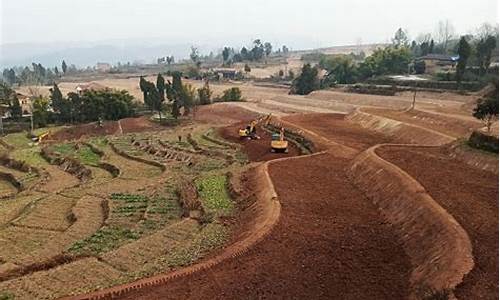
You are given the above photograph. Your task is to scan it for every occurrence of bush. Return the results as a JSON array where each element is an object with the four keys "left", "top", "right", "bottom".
[
  {"left": 468, "top": 130, "right": 499, "bottom": 153},
  {"left": 289, "top": 63, "right": 320, "bottom": 95},
  {"left": 217, "top": 87, "right": 243, "bottom": 102}
]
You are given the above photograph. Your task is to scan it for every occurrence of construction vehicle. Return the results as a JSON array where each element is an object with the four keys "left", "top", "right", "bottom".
[
  {"left": 239, "top": 113, "right": 272, "bottom": 140},
  {"left": 270, "top": 127, "right": 288, "bottom": 153},
  {"left": 30, "top": 131, "right": 50, "bottom": 145}
]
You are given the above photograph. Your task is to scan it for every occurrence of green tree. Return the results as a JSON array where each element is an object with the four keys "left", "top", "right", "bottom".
[
  {"left": 10, "top": 94, "right": 22, "bottom": 119},
  {"left": 264, "top": 42, "right": 273, "bottom": 57},
  {"left": 319, "top": 55, "right": 357, "bottom": 84},
  {"left": 50, "top": 83, "right": 71, "bottom": 122},
  {"left": 32, "top": 97, "right": 50, "bottom": 128},
  {"left": 392, "top": 28, "right": 409, "bottom": 48},
  {"left": 473, "top": 80, "right": 499, "bottom": 132},
  {"left": 147, "top": 82, "right": 163, "bottom": 122},
  {"left": 476, "top": 35, "right": 497, "bottom": 75},
  {"left": 219, "top": 87, "right": 243, "bottom": 101},
  {"left": 156, "top": 73, "right": 166, "bottom": 101},
  {"left": 62, "top": 60, "right": 68, "bottom": 74},
  {"left": 190, "top": 46, "right": 201, "bottom": 68},
  {"left": 290, "top": 63, "right": 319, "bottom": 95},
  {"left": 358, "top": 47, "right": 411, "bottom": 79},
  {"left": 244, "top": 64, "right": 251, "bottom": 73},
  {"left": 139, "top": 76, "right": 152, "bottom": 110},
  {"left": 79, "top": 90, "right": 135, "bottom": 122},
  {"left": 222, "top": 47, "right": 231, "bottom": 65},
  {"left": 197, "top": 81, "right": 212, "bottom": 105},
  {"left": 456, "top": 36, "right": 472, "bottom": 84},
  {"left": 2, "top": 69, "right": 16, "bottom": 86},
  {"left": 171, "top": 100, "right": 180, "bottom": 119}
]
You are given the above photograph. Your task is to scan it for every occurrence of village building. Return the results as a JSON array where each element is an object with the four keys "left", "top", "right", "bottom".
[
  {"left": 96, "top": 62, "right": 112, "bottom": 73},
  {"left": 212, "top": 68, "right": 237, "bottom": 80},
  {"left": 416, "top": 54, "right": 459, "bottom": 74},
  {"left": 75, "top": 82, "right": 108, "bottom": 95}
]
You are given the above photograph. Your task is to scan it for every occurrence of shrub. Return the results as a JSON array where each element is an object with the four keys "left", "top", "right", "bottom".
[
  {"left": 468, "top": 130, "right": 499, "bottom": 153},
  {"left": 217, "top": 87, "right": 243, "bottom": 102}
]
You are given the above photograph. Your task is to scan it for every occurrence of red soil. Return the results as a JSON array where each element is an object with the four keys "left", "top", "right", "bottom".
[
  {"left": 195, "top": 103, "right": 260, "bottom": 125},
  {"left": 218, "top": 122, "right": 301, "bottom": 161},
  {"left": 119, "top": 116, "right": 161, "bottom": 133},
  {"left": 121, "top": 153, "right": 411, "bottom": 300},
  {"left": 283, "top": 113, "right": 390, "bottom": 151},
  {"left": 48, "top": 121, "right": 119, "bottom": 141},
  {"left": 364, "top": 108, "right": 481, "bottom": 138},
  {"left": 47, "top": 116, "right": 160, "bottom": 142},
  {"left": 377, "top": 146, "right": 498, "bottom": 299}
]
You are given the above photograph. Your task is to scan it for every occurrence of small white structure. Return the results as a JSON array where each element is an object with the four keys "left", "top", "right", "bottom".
[{"left": 96, "top": 62, "right": 112, "bottom": 73}]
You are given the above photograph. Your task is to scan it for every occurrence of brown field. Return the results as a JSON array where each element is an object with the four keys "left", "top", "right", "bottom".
[{"left": 4, "top": 77, "right": 498, "bottom": 300}]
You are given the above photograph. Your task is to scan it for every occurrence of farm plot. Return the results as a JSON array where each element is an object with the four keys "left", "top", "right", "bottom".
[{"left": 12, "top": 194, "right": 76, "bottom": 231}]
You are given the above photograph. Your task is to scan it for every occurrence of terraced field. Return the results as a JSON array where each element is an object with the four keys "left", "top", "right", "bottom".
[{"left": 0, "top": 117, "right": 251, "bottom": 299}]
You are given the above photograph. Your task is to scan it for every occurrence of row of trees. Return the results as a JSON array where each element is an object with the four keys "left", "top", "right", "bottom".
[
  {"left": 2, "top": 60, "right": 73, "bottom": 87},
  {"left": 140, "top": 73, "right": 195, "bottom": 120},
  {"left": 221, "top": 40, "right": 289, "bottom": 66},
  {"left": 49, "top": 84, "right": 136, "bottom": 125}
]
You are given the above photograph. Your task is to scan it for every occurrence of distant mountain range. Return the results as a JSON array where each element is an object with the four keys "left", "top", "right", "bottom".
[{"left": 0, "top": 36, "right": 382, "bottom": 69}]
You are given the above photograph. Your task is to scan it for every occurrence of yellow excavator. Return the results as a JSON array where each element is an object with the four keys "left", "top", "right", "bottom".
[
  {"left": 239, "top": 113, "right": 272, "bottom": 140},
  {"left": 270, "top": 127, "right": 288, "bottom": 153}
]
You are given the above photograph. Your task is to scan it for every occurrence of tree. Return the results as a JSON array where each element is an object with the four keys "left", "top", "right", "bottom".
[
  {"left": 241, "top": 47, "right": 249, "bottom": 60},
  {"left": 9, "top": 94, "right": 22, "bottom": 119},
  {"left": 171, "top": 100, "right": 180, "bottom": 119},
  {"left": 219, "top": 87, "right": 243, "bottom": 102},
  {"left": 190, "top": 46, "right": 201, "bottom": 68},
  {"left": 436, "top": 20, "right": 455, "bottom": 53},
  {"left": 392, "top": 28, "right": 409, "bottom": 48},
  {"left": 180, "top": 84, "right": 196, "bottom": 115},
  {"left": 156, "top": 73, "right": 166, "bottom": 101},
  {"left": 358, "top": 46, "right": 412, "bottom": 79},
  {"left": 264, "top": 42, "right": 273, "bottom": 57},
  {"left": 166, "top": 56, "right": 174, "bottom": 65},
  {"left": 456, "top": 36, "right": 471, "bottom": 84},
  {"left": 282, "top": 45, "right": 289, "bottom": 54},
  {"left": 244, "top": 64, "right": 251, "bottom": 73},
  {"left": 79, "top": 90, "right": 135, "bottom": 122},
  {"left": 197, "top": 80, "right": 212, "bottom": 105},
  {"left": 146, "top": 82, "right": 163, "bottom": 122},
  {"left": 319, "top": 55, "right": 358, "bottom": 84},
  {"left": 54, "top": 66, "right": 60, "bottom": 77},
  {"left": 473, "top": 80, "right": 498, "bottom": 132},
  {"left": 32, "top": 96, "right": 50, "bottom": 128},
  {"left": 290, "top": 63, "right": 319, "bottom": 95},
  {"left": 139, "top": 76, "right": 150, "bottom": 108},
  {"left": 222, "top": 47, "right": 231, "bottom": 65},
  {"left": 476, "top": 35, "right": 497, "bottom": 75},
  {"left": 49, "top": 83, "right": 71, "bottom": 122},
  {"left": 62, "top": 60, "right": 68, "bottom": 74},
  {"left": 2, "top": 69, "right": 16, "bottom": 86}
]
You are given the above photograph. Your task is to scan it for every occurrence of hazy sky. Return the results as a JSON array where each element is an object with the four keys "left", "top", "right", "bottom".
[{"left": 1, "top": 0, "right": 498, "bottom": 47}]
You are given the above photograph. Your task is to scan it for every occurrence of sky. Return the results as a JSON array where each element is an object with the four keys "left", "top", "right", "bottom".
[{"left": 1, "top": 0, "right": 498, "bottom": 48}]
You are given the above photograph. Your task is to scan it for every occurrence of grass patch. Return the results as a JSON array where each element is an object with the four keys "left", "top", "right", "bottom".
[
  {"left": 51, "top": 143, "right": 75, "bottom": 156},
  {"left": 11, "top": 148, "right": 46, "bottom": 166},
  {"left": 163, "top": 223, "right": 228, "bottom": 267},
  {"left": 196, "top": 175, "right": 233, "bottom": 216},
  {"left": 3, "top": 132, "right": 31, "bottom": 149},
  {"left": 0, "top": 291, "right": 14, "bottom": 300},
  {"left": 68, "top": 226, "right": 139, "bottom": 255},
  {"left": 76, "top": 145, "right": 101, "bottom": 165}
]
